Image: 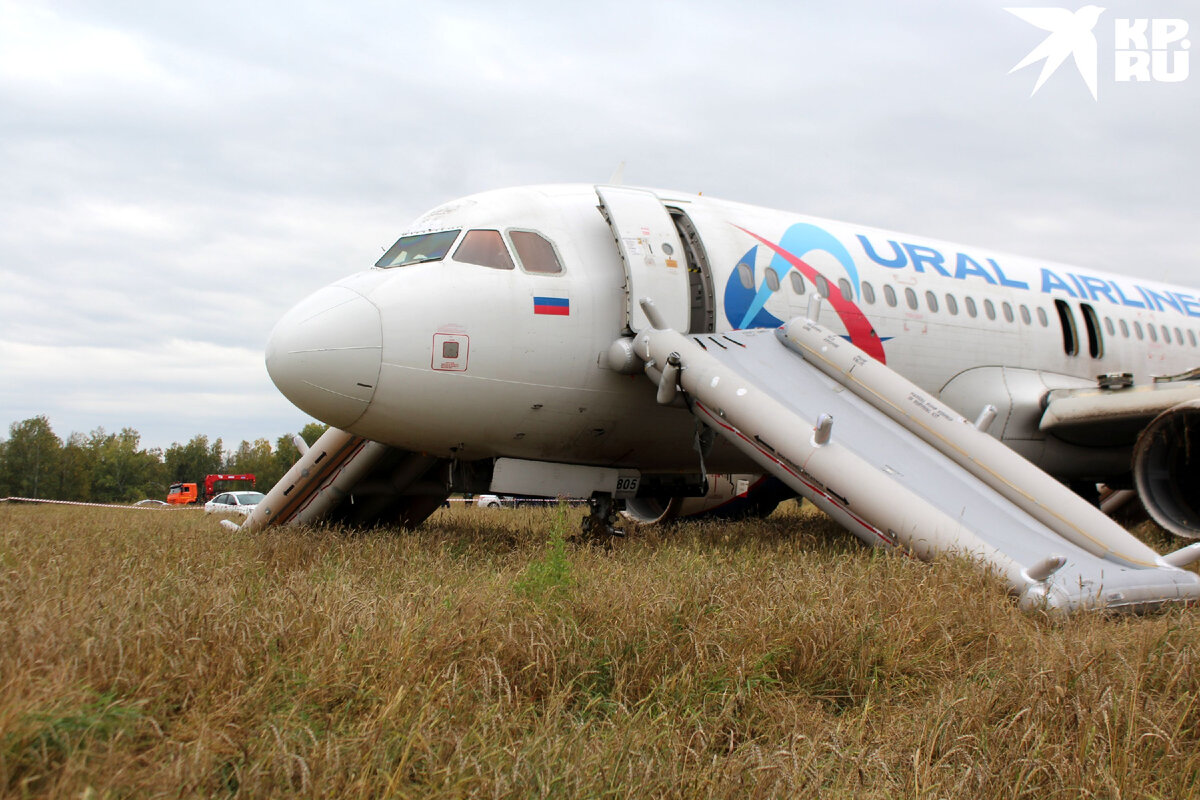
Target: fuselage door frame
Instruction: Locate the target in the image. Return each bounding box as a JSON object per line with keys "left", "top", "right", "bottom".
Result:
{"left": 595, "top": 185, "right": 692, "bottom": 334}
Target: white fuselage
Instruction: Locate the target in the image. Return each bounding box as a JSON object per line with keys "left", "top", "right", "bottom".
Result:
{"left": 265, "top": 185, "right": 1200, "bottom": 478}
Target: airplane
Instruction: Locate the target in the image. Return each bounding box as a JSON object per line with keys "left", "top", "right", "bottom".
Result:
{"left": 249, "top": 183, "right": 1200, "bottom": 612}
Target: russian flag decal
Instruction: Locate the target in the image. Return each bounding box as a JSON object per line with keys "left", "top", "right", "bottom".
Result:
{"left": 533, "top": 296, "right": 570, "bottom": 316}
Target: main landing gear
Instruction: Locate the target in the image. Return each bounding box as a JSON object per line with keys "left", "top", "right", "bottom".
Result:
{"left": 578, "top": 493, "right": 625, "bottom": 543}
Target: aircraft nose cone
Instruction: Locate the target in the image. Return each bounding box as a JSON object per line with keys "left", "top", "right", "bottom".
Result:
{"left": 266, "top": 285, "right": 382, "bottom": 429}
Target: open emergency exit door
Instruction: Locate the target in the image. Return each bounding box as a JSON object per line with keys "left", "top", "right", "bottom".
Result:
{"left": 596, "top": 185, "right": 692, "bottom": 333}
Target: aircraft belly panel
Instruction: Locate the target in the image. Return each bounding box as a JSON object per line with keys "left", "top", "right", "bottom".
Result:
{"left": 352, "top": 360, "right": 740, "bottom": 470}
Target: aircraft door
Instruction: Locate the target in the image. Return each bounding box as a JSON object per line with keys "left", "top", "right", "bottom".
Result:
{"left": 596, "top": 185, "right": 691, "bottom": 333}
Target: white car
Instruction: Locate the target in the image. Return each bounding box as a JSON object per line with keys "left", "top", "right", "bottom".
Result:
{"left": 204, "top": 491, "right": 265, "bottom": 516}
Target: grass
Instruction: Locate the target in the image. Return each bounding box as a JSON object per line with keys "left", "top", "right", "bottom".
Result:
{"left": 1, "top": 500, "right": 1199, "bottom": 798}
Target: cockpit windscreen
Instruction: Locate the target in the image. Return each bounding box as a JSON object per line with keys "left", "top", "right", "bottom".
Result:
{"left": 375, "top": 230, "right": 461, "bottom": 268}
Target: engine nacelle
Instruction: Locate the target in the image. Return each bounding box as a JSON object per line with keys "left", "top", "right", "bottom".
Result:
{"left": 623, "top": 474, "right": 793, "bottom": 524}
{"left": 1133, "top": 399, "right": 1200, "bottom": 539}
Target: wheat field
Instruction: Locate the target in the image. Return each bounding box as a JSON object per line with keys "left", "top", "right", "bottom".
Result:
{"left": 1, "top": 500, "right": 1198, "bottom": 798}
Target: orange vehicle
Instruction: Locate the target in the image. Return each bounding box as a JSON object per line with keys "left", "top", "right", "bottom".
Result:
{"left": 166, "top": 482, "right": 198, "bottom": 504}
{"left": 167, "top": 474, "right": 255, "bottom": 505}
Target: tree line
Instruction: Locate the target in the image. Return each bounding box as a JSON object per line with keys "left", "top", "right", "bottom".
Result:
{"left": 0, "top": 416, "right": 328, "bottom": 504}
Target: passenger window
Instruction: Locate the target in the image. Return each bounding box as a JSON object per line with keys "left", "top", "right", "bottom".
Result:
{"left": 1002, "top": 302, "right": 1014, "bottom": 323}
{"left": 838, "top": 278, "right": 853, "bottom": 301}
{"left": 1119, "top": 319, "right": 1130, "bottom": 338}
{"left": 1176, "top": 327, "right": 1184, "bottom": 344}
{"left": 738, "top": 262, "right": 754, "bottom": 289}
{"left": 1020, "top": 305, "right": 1032, "bottom": 325}
{"left": 861, "top": 282, "right": 875, "bottom": 304}
{"left": 1190, "top": 330, "right": 1197, "bottom": 347}
{"left": 765, "top": 267, "right": 781, "bottom": 292}
{"left": 904, "top": 287, "right": 918, "bottom": 310}
{"left": 510, "top": 230, "right": 563, "bottom": 274}
{"left": 884, "top": 285, "right": 897, "bottom": 307}
{"left": 984, "top": 299, "right": 996, "bottom": 321}
{"left": 925, "top": 291, "right": 939, "bottom": 313}
{"left": 1161, "top": 325, "right": 1170, "bottom": 343}
{"left": 1104, "top": 317, "right": 1115, "bottom": 336}
{"left": 965, "top": 297, "right": 978, "bottom": 318}
{"left": 945, "top": 294, "right": 959, "bottom": 315}
{"left": 1149, "top": 325, "right": 1158, "bottom": 342}
{"left": 790, "top": 272, "right": 806, "bottom": 295}
{"left": 1134, "top": 321, "right": 1144, "bottom": 340}
{"left": 816, "top": 276, "right": 831, "bottom": 298}
{"left": 1037, "top": 307, "right": 1049, "bottom": 327}
{"left": 454, "top": 230, "right": 515, "bottom": 270}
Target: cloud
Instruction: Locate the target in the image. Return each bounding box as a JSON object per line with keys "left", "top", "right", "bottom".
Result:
{"left": 0, "top": 0, "right": 1196, "bottom": 451}
{"left": 0, "top": 2, "right": 177, "bottom": 94}
{"left": 0, "top": 337, "right": 309, "bottom": 449}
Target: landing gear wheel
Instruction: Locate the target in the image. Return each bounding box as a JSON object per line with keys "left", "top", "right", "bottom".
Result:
{"left": 578, "top": 494, "right": 625, "bottom": 544}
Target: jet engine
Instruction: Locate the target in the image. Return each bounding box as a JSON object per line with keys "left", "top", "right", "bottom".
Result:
{"left": 1132, "top": 399, "right": 1200, "bottom": 538}
{"left": 623, "top": 474, "right": 793, "bottom": 524}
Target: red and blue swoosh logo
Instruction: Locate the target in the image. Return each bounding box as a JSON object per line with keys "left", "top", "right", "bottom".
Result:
{"left": 724, "top": 223, "right": 887, "bottom": 363}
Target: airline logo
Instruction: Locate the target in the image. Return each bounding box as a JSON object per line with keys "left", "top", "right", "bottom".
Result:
{"left": 724, "top": 223, "right": 887, "bottom": 363}
{"left": 534, "top": 296, "right": 570, "bottom": 316}
{"left": 725, "top": 222, "right": 1200, "bottom": 338}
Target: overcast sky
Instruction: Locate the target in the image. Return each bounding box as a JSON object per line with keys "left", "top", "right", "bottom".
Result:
{"left": 1, "top": 0, "right": 1197, "bottom": 452}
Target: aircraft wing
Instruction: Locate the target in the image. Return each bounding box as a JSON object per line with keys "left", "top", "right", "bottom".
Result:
{"left": 1039, "top": 374, "right": 1200, "bottom": 446}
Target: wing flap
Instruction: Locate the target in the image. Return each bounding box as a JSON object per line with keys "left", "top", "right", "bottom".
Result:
{"left": 1041, "top": 381, "right": 1200, "bottom": 445}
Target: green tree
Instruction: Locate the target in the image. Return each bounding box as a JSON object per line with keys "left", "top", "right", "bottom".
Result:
{"left": 270, "top": 422, "right": 329, "bottom": 491}
{"left": 1, "top": 417, "right": 334, "bottom": 502}
{"left": 1, "top": 416, "right": 62, "bottom": 498}
{"left": 88, "top": 427, "right": 164, "bottom": 503}
{"left": 226, "top": 438, "right": 279, "bottom": 489}
{"left": 298, "top": 422, "right": 328, "bottom": 445}
{"left": 163, "top": 435, "right": 224, "bottom": 485}
{"left": 56, "top": 432, "right": 96, "bottom": 501}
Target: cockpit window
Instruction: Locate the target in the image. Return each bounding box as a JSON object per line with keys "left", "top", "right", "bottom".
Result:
{"left": 510, "top": 230, "right": 563, "bottom": 274}
{"left": 454, "top": 229, "right": 515, "bottom": 270}
{"left": 375, "top": 230, "right": 461, "bottom": 268}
